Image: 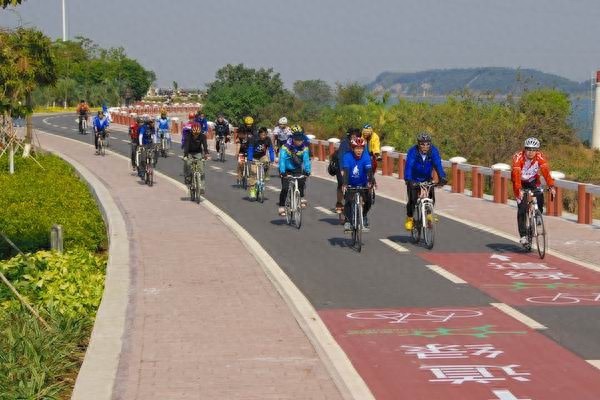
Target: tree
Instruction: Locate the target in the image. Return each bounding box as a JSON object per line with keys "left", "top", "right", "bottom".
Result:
{"left": 203, "top": 64, "right": 290, "bottom": 125}
{"left": 173, "top": 81, "right": 179, "bottom": 94}
{"left": 1, "top": 0, "right": 22, "bottom": 8}
{"left": 335, "top": 82, "right": 367, "bottom": 105}
{"left": 293, "top": 80, "right": 332, "bottom": 106}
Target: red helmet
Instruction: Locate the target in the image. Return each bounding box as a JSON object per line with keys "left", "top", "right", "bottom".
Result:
{"left": 351, "top": 137, "right": 366, "bottom": 148}
{"left": 188, "top": 112, "right": 195, "bottom": 120}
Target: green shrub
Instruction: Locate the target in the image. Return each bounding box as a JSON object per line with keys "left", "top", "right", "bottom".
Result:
{"left": 0, "top": 153, "right": 107, "bottom": 258}
{"left": 0, "top": 250, "right": 106, "bottom": 321}
{"left": 0, "top": 307, "right": 90, "bottom": 400}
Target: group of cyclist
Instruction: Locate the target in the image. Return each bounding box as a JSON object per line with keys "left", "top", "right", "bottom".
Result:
{"left": 80, "top": 99, "right": 556, "bottom": 244}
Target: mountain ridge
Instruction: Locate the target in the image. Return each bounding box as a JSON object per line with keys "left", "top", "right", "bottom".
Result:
{"left": 368, "top": 67, "right": 591, "bottom": 96}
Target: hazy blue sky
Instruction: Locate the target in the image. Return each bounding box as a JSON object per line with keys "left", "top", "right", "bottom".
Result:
{"left": 2, "top": 0, "right": 600, "bottom": 89}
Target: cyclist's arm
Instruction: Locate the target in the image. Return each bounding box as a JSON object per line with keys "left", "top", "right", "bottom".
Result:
{"left": 539, "top": 156, "right": 555, "bottom": 188}
{"left": 268, "top": 143, "right": 275, "bottom": 163}
{"left": 404, "top": 148, "right": 415, "bottom": 182}
{"left": 302, "top": 148, "right": 311, "bottom": 175}
{"left": 247, "top": 144, "right": 254, "bottom": 162}
{"left": 431, "top": 147, "right": 446, "bottom": 181}
{"left": 371, "top": 133, "right": 381, "bottom": 155}
{"left": 511, "top": 152, "right": 523, "bottom": 198}
{"left": 279, "top": 149, "right": 288, "bottom": 175}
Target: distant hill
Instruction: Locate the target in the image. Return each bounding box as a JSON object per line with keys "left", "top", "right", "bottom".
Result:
{"left": 369, "top": 67, "right": 590, "bottom": 96}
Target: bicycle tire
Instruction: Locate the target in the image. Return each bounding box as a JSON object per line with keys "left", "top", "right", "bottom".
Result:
{"left": 285, "top": 191, "right": 292, "bottom": 225}
{"left": 410, "top": 204, "right": 421, "bottom": 244}
{"left": 194, "top": 173, "right": 201, "bottom": 203}
{"left": 534, "top": 210, "right": 547, "bottom": 259}
{"left": 370, "top": 187, "right": 376, "bottom": 205}
{"left": 258, "top": 185, "right": 264, "bottom": 203}
{"left": 99, "top": 139, "right": 105, "bottom": 156}
{"left": 423, "top": 202, "right": 435, "bottom": 249}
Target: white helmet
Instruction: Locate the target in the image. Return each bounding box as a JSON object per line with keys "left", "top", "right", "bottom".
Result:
{"left": 524, "top": 137, "right": 540, "bottom": 149}
{"left": 278, "top": 117, "right": 288, "bottom": 125}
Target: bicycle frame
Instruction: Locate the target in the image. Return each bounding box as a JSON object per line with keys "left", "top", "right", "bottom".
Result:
{"left": 254, "top": 161, "right": 265, "bottom": 202}
{"left": 522, "top": 188, "right": 548, "bottom": 258}
{"left": 285, "top": 175, "right": 304, "bottom": 228}
{"left": 347, "top": 186, "right": 367, "bottom": 252}
{"left": 412, "top": 182, "right": 436, "bottom": 249}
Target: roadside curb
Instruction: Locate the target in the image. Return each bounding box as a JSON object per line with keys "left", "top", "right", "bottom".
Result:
{"left": 39, "top": 140, "right": 130, "bottom": 400}
{"left": 38, "top": 130, "right": 373, "bottom": 400}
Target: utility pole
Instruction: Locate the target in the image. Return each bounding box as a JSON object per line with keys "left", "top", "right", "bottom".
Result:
{"left": 592, "top": 71, "right": 600, "bottom": 149}
{"left": 62, "top": 0, "right": 67, "bottom": 41}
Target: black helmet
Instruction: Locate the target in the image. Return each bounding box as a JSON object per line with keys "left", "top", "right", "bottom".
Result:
{"left": 417, "top": 132, "right": 432, "bottom": 143}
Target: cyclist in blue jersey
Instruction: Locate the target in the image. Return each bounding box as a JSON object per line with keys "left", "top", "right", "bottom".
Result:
{"left": 137, "top": 118, "right": 155, "bottom": 177}
{"left": 403, "top": 132, "right": 447, "bottom": 231}
{"left": 278, "top": 130, "right": 311, "bottom": 216}
{"left": 342, "top": 137, "right": 374, "bottom": 231}
{"left": 92, "top": 110, "right": 110, "bottom": 154}
{"left": 155, "top": 109, "right": 171, "bottom": 148}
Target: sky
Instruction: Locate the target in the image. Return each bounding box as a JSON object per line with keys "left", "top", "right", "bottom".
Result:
{"left": 2, "top": 0, "right": 600, "bottom": 89}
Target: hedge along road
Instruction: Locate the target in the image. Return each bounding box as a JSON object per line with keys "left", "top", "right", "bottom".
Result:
{"left": 35, "top": 114, "right": 600, "bottom": 400}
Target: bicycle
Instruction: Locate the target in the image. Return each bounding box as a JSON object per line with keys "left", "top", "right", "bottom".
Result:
{"left": 253, "top": 161, "right": 267, "bottom": 203}
{"left": 187, "top": 156, "right": 206, "bottom": 203}
{"left": 143, "top": 146, "right": 154, "bottom": 187}
{"left": 410, "top": 181, "right": 437, "bottom": 249}
{"left": 240, "top": 156, "right": 250, "bottom": 189}
{"left": 158, "top": 131, "right": 169, "bottom": 158}
{"left": 217, "top": 136, "right": 226, "bottom": 162}
{"left": 346, "top": 186, "right": 369, "bottom": 252}
{"left": 284, "top": 175, "right": 305, "bottom": 229}
{"left": 97, "top": 131, "right": 106, "bottom": 156}
{"left": 521, "top": 188, "right": 552, "bottom": 259}
{"left": 78, "top": 115, "right": 88, "bottom": 134}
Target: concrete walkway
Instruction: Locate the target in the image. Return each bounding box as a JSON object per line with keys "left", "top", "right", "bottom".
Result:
{"left": 37, "top": 132, "right": 343, "bottom": 400}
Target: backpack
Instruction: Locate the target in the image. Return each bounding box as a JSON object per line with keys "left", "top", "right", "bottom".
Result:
{"left": 327, "top": 149, "right": 339, "bottom": 176}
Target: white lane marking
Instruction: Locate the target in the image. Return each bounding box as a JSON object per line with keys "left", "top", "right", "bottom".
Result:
{"left": 491, "top": 390, "right": 531, "bottom": 400}
{"left": 178, "top": 155, "right": 184, "bottom": 159}
{"left": 426, "top": 264, "right": 466, "bottom": 282}
{"left": 266, "top": 185, "right": 279, "bottom": 191}
{"left": 227, "top": 171, "right": 237, "bottom": 176}
{"left": 121, "top": 139, "right": 129, "bottom": 143}
{"left": 210, "top": 166, "right": 222, "bottom": 171}
{"left": 315, "top": 206, "right": 336, "bottom": 215}
{"left": 380, "top": 238, "right": 410, "bottom": 253}
{"left": 491, "top": 303, "right": 547, "bottom": 330}
{"left": 71, "top": 129, "right": 78, "bottom": 132}
{"left": 168, "top": 151, "right": 176, "bottom": 155}
{"left": 587, "top": 360, "right": 600, "bottom": 370}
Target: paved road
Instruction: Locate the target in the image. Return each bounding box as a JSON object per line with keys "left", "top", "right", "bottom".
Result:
{"left": 36, "top": 114, "right": 600, "bottom": 400}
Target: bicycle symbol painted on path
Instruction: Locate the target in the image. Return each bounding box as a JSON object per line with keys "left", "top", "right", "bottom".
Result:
{"left": 346, "top": 309, "right": 483, "bottom": 324}
{"left": 525, "top": 292, "right": 600, "bottom": 305}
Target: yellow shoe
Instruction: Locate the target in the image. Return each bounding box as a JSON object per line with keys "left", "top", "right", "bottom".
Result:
{"left": 404, "top": 217, "right": 414, "bottom": 231}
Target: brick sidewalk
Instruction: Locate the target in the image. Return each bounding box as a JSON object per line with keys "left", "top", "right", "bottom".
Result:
{"left": 37, "top": 132, "right": 342, "bottom": 400}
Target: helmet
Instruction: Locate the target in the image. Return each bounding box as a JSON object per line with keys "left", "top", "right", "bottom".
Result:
{"left": 278, "top": 117, "right": 288, "bottom": 125}
{"left": 524, "top": 137, "right": 540, "bottom": 149}
{"left": 290, "top": 124, "right": 303, "bottom": 133}
{"left": 244, "top": 116, "right": 254, "bottom": 126}
{"left": 362, "top": 124, "right": 373, "bottom": 135}
{"left": 351, "top": 137, "right": 366, "bottom": 148}
{"left": 188, "top": 112, "right": 195, "bottom": 120}
{"left": 417, "top": 132, "right": 432, "bottom": 143}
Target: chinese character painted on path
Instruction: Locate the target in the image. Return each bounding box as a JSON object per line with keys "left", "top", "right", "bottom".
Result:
{"left": 422, "top": 364, "right": 531, "bottom": 384}
{"left": 402, "top": 344, "right": 503, "bottom": 359}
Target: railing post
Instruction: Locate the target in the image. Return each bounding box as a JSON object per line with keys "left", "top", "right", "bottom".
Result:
{"left": 451, "top": 163, "right": 458, "bottom": 192}
{"left": 577, "top": 184, "right": 588, "bottom": 224}
{"left": 318, "top": 142, "right": 326, "bottom": 161}
{"left": 555, "top": 187, "right": 563, "bottom": 217}
{"left": 492, "top": 169, "right": 501, "bottom": 203}
{"left": 449, "top": 157, "right": 467, "bottom": 193}
{"left": 549, "top": 171, "right": 565, "bottom": 218}
{"left": 491, "top": 163, "right": 511, "bottom": 204}
{"left": 471, "top": 166, "right": 482, "bottom": 198}
{"left": 380, "top": 146, "right": 395, "bottom": 176}
{"left": 397, "top": 154, "right": 405, "bottom": 180}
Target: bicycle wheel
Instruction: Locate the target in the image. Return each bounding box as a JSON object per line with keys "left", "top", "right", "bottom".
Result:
{"left": 285, "top": 191, "right": 292, "bottom": 225}
{"left": 353, "top": 197, "right": 363, "bottom": 252}
{"left": 194, "top": 173, "right": 202, "bottom": 203}
{"left": 410, "top": 204, "right": 421, "bottom": 244}
{"left": 189, "top": 183, "right": 196, "bottom": 202}
{"left": 534, "top": 210, "right": 547, "bottom": 259}
{"left": 294, "top": 191, "right": 302, "bottom": 229}
{"left": 220, "top": 141, "right": 225, "bottom": 162}
{"left": 423, "top": 203, "right": 435, "bottom": 249}
{"left": 242, "top": 164, "right": 248, "bottom": 190}
{"left": 99, "top": 139, "right": 105, "bottom": 156}
{"left": 370, "top": 187, "right": 376, "bottom": 205}
{"left": 257, "top": 184, "right": 264, "bottom": 203}
{"left": 147, "top": 164, "right": 153, "bottom": 187}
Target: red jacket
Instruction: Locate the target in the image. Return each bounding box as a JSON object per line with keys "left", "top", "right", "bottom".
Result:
{"left": 129, "top": 122, "right": 139, "bottom": 141}
{"left": 511, "top": 150, "right": 555, "bottom": 198}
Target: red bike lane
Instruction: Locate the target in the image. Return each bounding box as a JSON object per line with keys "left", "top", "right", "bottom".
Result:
{"left": 318, "top": 306, "right": 600, "bottom": 399}
{"left": 420, "top": 252, "right": 600, "bottom": 307}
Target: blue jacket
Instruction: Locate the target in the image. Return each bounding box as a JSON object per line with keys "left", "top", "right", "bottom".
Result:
{"left": 92, "top": 116, "right": 109, "bottom": 132}
{"left": 156, "top": 117, "right": 170, "bottom": 132}
{"left": 337, "top": 138, "right": 370, "bottom": 165}
{"left": 404, "top": 144, "right": 446, "bottom": 182}
{"left": 195, "top": 117, "right": 208, "bottom": 133}
{"left": 342, "top": 152, "right": 372, "bottom": 187}
{"left": 138, "top": 124, "right": 153, "bottom": 145}
{"left": 279, "top": 143, "right": 311, "bottom": 175}
{"left": 248, "top": 137, "right": 275, "bottom": 162}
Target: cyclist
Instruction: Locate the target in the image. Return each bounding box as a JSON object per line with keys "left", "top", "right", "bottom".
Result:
{"left": 362, "top": 124, "right": 381, "bottom": 178}
{"left": 183, "top": 119, "right": 209, "bottom": 185}
{"left": 403, "top": 132, "right": 447, "bottom": 231}
{"left": 334, "top": 128, "right": 363, "bottom": 213}
{"left": 76, "top": 100, "right": 89, "bottom": 134}
{"left": 137, "top": 118, "right": 156, "bottom": 177}
{"left": 155, "top": 109, "right": 171, "bottom": 149}
{"left": 342, "top": 137, "right": 374, "bottom": 232}
{"left": 278, "top": 130, "right": 311, "bottom": 216}
{"left": 181, "top": 112, "right": 196, "bottom": 149}
{"left": 272, "top": 117, "right": 291, "bottom": 152}
{"left": 511, "top": 137, "right": 556, "bottom": 245}
{"left": 129, "top": 116, "right": 141, "bottom": 171}
{"left": 195, "top": 111, "right": 209, "bottom": 135}
{"left": 241, "top": 115, "right": 257, "bottom": 136}
{"left": 247, "top": 127, "right": 275, "bottom": 199}
{"left": 235, "top": 125, "right": 253, "bottom": 186}
{"left": 214, "top": 113, "right": 231, "bottom": 154}
{"left": 92, "top": 110, "right": 109, "bottom": 154}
